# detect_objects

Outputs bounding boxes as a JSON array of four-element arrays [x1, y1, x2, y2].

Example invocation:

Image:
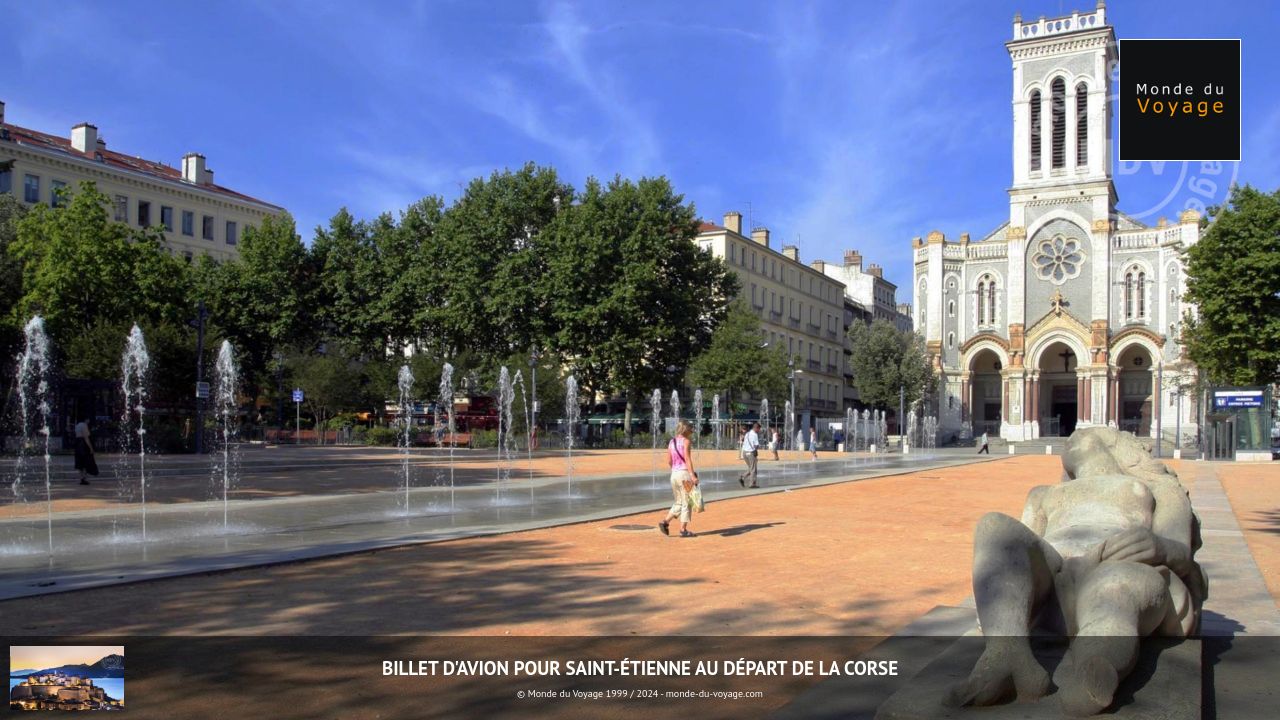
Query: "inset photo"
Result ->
[[9, 646, 124, 711]]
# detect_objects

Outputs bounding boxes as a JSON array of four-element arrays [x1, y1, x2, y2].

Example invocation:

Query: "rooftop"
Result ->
[[0, 116, 281, 210]]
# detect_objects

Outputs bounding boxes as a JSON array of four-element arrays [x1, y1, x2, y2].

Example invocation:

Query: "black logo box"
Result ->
[[1119, 39, 1241, 162]]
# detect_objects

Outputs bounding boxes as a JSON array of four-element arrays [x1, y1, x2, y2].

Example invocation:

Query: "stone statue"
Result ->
[[951, 427, 1207, 716]]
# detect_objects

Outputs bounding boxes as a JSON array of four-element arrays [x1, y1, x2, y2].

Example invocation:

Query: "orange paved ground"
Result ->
[[1216, 462, 1280, 609]]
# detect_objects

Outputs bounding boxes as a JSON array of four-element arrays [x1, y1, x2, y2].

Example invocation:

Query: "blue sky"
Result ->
[[2, 0, 1277, 293]]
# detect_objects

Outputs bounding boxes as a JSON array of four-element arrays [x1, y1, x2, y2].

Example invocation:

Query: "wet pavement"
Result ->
[[0, 449, 1002, 600]]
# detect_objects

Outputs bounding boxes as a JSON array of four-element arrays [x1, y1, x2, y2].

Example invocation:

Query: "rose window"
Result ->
[[1032, 235, 1084, 284]]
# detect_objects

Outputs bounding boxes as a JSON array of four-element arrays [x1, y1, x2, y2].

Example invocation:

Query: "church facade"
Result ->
[[912, 3, 1199, 443]]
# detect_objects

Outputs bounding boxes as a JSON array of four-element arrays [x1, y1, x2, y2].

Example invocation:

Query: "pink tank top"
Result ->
[[668, 437, 689, 470]]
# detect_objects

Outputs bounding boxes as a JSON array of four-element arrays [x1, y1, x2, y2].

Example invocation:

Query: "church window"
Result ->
[[1029, 91, 1042, 171], [977, 281, 986, 323], [1075, 83, 1088, 166], [1051, 78, 1066, 169], [988, 282, 996, 324], [1124, 271, 1134, 320], [948, 300, 955, 318], [1137, 272, 1146, 317], [948, 332, 955, 348], [1032, 234, 1085, 284]]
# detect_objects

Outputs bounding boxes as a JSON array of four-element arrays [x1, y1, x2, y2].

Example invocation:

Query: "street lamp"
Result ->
[[787, 357, 802, 451]]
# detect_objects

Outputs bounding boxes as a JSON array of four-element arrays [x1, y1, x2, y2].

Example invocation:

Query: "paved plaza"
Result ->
[[1, 454, 1276, 718]]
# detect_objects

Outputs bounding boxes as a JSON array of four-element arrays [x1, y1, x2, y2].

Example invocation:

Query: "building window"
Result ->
[[23, 174, 39, 203], [1075, 82, 1088, 166], [161, 206, 174, 231], [181, 210, 194, 236], [0, 164, 10, 194], [730, 244, 736, 263], [987, 282, 996, 324], [1124, 271, 1134, 319], [225, 221, 237, 245], [183, 250, 193, 262], [114, 195, 128, 222], [138, 200, 151, 227], [948, 300, 955, 318], [948, 332, 955, 348], [1137, 272, 1146, 317], [1051, 78, 1066, 169], [202, 215, 214, 240], [1029, 91, 1042, 171], [50, 180, 67, 207]]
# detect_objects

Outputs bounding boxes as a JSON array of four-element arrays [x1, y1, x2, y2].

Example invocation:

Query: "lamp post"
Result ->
[[189, 300, 209, 454], [900, 385, 906, 453], [1154, 361, 1164, 457], [787, 358, 799, 451]]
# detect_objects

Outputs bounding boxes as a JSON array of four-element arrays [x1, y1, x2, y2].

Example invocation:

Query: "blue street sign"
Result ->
[[292, 388, 304, 403], [1214, 390, 1263, 408]]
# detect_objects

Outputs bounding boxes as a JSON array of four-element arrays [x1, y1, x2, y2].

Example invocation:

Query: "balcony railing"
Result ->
[[807, 360, 821, 371]]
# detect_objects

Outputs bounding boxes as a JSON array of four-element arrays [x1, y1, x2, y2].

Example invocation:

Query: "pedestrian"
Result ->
[[738, 421, 761, 488], [810, 426, 818, 461], [769, 428, 780, 461], [978, 431, 990, 454], [73, 418, 98, 485], [658, 420, 699, 538]]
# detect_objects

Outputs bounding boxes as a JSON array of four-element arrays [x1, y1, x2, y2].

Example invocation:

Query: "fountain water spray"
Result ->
[[783, 400, 794, 474], [649, 388, 662, 489], [760, 398, 769, 443], [496, 366, 516, 503], [693, 389, 703, 449], [121, 325, 151, 542], [668, 390, 680, 435], [711, 393, 722, 484], [15, 317, 53, 555], [213, 341, 241, 531], [439, 363, 455, 509], [565, 376, 580, 496], [397, 364, 415, 512]]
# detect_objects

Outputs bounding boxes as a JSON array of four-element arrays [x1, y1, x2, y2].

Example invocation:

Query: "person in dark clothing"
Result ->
[[73, 419, 99, 485]]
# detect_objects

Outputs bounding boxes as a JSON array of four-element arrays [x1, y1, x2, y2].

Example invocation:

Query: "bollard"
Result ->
[[1173, 448, 1182, 460], [1045, 445, 1052, 455], [1008, 445, 1016, 454], [870, 443, 877, 454]]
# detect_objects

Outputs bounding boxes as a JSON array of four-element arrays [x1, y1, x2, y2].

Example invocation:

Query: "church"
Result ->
[[912, 2, 1198, 443]]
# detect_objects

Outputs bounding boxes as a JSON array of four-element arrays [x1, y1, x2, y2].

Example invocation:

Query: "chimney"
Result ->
[[843, 250, 863, 270], [723, 211, 742, 235], [811, 259, 826, 273], [96, 137, 106, 153], [70, 123, 97, 153], [782, 244, 799, 262], [182, 152, 210, 185], [867, 264, 883, 278], [0, 100, 5, 124], [751, 227, 770, 247]]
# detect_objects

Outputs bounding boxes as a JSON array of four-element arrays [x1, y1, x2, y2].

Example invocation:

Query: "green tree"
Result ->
[[688, 300, 789, 417], [0, 193, 26, 364], [847, 319, 934, 410], [287, 350, 381, 438], [545, 175, 738, 429], [430, 163, 572, 361], [195, 212, 313, 398], [1183, 184, 1280, 385], [9, 182, 190, 341]]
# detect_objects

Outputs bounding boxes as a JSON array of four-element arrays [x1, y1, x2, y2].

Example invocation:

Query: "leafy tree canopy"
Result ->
[[847, 319, 934, 410], [1183, 184, 1280, 386]]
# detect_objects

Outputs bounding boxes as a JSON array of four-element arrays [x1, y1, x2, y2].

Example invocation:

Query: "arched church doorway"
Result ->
[[1115, 345, 1154, 436], [1037, 341, 1078, 437], [969, 349, 1003, 437]]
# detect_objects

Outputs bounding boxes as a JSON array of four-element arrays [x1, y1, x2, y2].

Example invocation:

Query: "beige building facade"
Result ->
[[0, 100, 282, 262], [696, 212, 847, 424]]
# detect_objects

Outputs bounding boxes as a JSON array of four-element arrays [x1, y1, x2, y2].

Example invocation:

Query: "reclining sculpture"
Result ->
[[950, 427, 1207, 716]]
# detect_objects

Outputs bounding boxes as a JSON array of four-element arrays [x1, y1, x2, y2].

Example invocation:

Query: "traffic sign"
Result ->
[[292, 388, 304, 403], [195, 381, 210, 399]]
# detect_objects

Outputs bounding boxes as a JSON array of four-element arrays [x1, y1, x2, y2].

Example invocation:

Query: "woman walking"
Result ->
[[73, 418, 98, 485], [658, 420, 699, 538]]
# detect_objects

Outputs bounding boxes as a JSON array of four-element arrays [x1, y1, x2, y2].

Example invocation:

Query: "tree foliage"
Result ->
[[1183, 184, 1280, 386], [847, 319, 934, 410], [687, 300, 788, 410], [545, 175, 738, 401]]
